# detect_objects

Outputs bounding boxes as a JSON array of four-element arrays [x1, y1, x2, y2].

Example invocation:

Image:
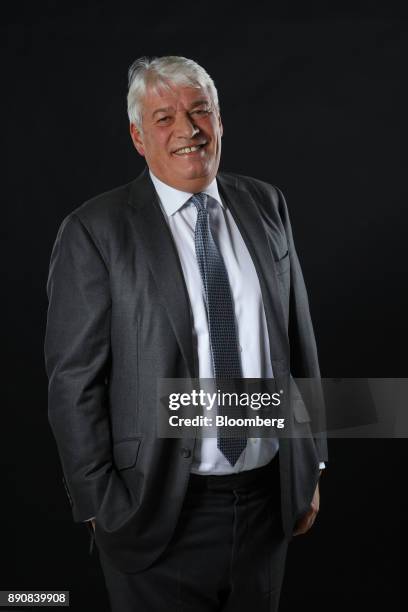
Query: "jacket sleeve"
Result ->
[[44, 212, 113, 521], [275, 187, 328, 463]]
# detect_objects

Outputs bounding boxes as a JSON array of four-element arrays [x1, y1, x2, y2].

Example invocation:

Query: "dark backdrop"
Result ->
[[4, 2, 408, 611]]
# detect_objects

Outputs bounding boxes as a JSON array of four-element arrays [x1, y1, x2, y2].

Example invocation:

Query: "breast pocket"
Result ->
[[275, 250, 291, 328]]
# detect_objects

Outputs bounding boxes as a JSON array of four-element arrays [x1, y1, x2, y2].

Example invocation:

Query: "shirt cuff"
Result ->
[[319, 462, 326, 470]]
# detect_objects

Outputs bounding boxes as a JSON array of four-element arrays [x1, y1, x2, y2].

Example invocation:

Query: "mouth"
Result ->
[[172, 142, 208, 157]]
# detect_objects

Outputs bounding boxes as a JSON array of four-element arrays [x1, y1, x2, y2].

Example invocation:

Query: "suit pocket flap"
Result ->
[[113, 438, 141, 470], [275, 250, 290, 275], [293, 399, 311, 423]]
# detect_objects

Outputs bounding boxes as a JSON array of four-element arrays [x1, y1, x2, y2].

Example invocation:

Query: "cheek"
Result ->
[[145, 132, 168, 158], [208, 124, 222, 148]]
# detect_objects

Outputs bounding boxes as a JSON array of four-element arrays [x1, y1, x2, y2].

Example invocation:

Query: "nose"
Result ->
[[173, 111, 199, 139]]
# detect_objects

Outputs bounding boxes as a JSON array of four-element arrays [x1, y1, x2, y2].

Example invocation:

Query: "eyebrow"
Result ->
[[151, 99, 211, 118]]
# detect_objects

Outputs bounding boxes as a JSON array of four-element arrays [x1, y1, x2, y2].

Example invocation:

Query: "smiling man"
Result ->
[[45, 55, 327, 612]]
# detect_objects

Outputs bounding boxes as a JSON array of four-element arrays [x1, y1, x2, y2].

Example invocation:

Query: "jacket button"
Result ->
[[180, 447, 191, 458]]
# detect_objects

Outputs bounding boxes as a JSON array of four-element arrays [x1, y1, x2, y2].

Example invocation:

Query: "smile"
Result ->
[[172, 143, 207, 156]]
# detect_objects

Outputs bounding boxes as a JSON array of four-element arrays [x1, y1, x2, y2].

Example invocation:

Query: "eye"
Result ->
[[192, 108, 211, 116], [157, 116, 171, 124]]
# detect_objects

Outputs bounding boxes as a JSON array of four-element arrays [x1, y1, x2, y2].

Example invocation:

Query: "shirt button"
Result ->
[[180, 447, 191, 458]]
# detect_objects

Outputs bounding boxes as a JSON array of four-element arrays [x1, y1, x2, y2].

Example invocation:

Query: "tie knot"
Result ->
[[190, 192, 208, 212]]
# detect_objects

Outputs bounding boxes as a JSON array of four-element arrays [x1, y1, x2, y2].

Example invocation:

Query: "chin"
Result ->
[[182, 164, 214, 180], [184, 171, 210, 181]]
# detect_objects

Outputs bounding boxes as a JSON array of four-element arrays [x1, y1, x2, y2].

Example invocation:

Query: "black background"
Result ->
[[4, 1, 408, 610]]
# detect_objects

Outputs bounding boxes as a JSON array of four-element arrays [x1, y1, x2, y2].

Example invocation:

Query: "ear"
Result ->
[[130, 123, 145, 157], [218, 114, 223, 137]]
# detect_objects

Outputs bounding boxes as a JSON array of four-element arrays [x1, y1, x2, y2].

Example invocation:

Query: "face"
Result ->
[[130, 82, 223, 193]]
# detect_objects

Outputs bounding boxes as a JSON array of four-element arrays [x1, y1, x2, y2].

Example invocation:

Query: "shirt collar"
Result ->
[[149, 169, 225, 216]]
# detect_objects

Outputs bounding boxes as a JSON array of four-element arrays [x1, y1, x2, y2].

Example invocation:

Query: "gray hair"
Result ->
[[127, 55, 220, 132]]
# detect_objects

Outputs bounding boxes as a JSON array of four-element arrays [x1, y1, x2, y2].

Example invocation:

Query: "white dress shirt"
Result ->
[[150, 170, 326, 475]]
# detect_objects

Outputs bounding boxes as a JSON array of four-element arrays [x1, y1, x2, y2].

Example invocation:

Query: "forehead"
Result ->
[[143, 82, 212, 114]]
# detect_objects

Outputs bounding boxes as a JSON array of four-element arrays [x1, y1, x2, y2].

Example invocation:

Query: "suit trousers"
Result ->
[[96, 455, 288, 612]]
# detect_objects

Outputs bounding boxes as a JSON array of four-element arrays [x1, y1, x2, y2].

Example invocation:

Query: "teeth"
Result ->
[[174, 145, 202, 155]]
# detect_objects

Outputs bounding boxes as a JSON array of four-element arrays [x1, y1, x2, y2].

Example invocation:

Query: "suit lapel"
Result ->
[[217, 172, 290, 372], [127, 167, 197, 378]]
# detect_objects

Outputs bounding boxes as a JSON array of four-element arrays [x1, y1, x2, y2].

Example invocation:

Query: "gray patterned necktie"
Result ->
[[191, 192, 247, 466]]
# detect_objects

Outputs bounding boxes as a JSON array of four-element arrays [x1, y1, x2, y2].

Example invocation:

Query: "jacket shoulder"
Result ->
[[50, 180, 135, 266], [71, 181, 133, 225], [218, 170, 282, 208]]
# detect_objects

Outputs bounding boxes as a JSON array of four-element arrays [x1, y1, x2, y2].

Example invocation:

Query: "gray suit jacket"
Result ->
[[44, 167, 328, 573]]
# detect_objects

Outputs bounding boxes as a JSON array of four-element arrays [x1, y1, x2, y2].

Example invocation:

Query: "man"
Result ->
[[45, 55, 327, 611]]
